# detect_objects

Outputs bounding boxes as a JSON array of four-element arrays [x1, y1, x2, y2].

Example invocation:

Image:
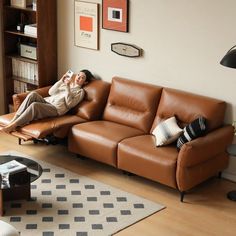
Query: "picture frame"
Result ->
[[102, 0, 129, 32], [74, 1, 99, 50]]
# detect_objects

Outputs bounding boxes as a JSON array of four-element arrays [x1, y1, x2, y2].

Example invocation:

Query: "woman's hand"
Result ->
[[61, 74, 71, 85]]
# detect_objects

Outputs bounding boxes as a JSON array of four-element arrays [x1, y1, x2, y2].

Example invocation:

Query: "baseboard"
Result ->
[[222, 172, 236, 182]]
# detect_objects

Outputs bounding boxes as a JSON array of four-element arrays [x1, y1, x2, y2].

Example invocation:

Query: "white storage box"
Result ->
[[24, 23, 37, 37], [20, 44, 37, 60]]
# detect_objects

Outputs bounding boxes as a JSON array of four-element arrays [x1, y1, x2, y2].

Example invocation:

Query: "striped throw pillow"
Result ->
[[152, 116, 183, 146], [177, 116, 207, 150]]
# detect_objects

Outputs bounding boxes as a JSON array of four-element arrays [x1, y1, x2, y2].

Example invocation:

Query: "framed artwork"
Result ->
[[102, 0, 129, 32], [74, 1, 99, 50]]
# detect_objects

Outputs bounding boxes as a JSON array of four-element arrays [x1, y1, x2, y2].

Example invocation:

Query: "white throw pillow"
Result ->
[[152, 116, 183, 146]]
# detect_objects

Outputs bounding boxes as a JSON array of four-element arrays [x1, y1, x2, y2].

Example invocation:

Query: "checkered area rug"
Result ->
[[1, 151, 165, 236]]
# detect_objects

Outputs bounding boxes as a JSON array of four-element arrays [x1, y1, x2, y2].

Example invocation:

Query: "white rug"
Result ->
[[0, 151, 165, 236]]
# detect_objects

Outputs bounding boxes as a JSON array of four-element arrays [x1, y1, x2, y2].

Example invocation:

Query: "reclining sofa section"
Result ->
[[0, 79, 111, 143], [69, 77, 234, 201]]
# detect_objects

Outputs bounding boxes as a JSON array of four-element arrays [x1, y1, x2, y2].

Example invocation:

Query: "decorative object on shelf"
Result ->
[[32, 0, 36, 11], [102, 0, 129, 32], [74, 0, 99, 50], [10, 0, 32, 8], [111, 42, 142, 57], [16, 13, 26, 32], [220, 45, 236, 201]]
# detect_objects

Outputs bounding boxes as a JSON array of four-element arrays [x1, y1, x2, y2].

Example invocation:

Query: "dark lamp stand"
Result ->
[[226, 144, 236, 201], [221, 47, 236, 201]]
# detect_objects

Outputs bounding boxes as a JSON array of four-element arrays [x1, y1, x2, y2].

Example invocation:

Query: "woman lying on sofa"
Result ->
[[1, 69, 94, 133]]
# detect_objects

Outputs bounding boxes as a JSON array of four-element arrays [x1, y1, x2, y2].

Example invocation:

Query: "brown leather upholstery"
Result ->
[[103, 77, 163, 133], [0, 113, 15, 126], [151, 88, 226, 132], [68, 77, 163, 167], [176, 125, 234, 191], [1, 75, 234, 198], [0, 110, 85, 139], [71, 79, 111, 120], [69, 77, 234, 195], [117, 87, 234, 192], [69, 121, 143, 166], [20, 115, 86, 139], [118, 135, 178, 188]]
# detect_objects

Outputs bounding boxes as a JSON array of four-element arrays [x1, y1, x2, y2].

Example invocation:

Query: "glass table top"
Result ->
[[0, 155, 43, 190]]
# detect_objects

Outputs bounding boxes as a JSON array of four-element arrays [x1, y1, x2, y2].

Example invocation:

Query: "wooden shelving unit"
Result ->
[[0, 0, 57, 113]]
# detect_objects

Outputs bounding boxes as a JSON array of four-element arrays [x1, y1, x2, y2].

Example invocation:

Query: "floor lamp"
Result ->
[[220, 45, 236, 201]]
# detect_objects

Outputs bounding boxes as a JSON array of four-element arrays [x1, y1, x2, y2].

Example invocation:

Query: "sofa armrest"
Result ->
[[177, 125, 234, 168], [13, 86, 51, 111]]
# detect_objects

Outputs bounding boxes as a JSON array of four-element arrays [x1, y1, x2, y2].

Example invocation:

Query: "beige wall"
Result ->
[[58, 0, 236, 124]]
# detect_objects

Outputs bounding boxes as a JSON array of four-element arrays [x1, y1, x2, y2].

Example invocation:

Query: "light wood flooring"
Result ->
[[0, 132, 236, 236]]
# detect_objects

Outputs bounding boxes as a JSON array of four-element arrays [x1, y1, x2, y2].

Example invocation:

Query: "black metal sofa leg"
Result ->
[[180, 191, 186, 202]]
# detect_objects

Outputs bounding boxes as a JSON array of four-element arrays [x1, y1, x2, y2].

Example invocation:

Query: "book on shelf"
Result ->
[[12, 58, 38, 82], [0, 160, 27, 175], [14, 80, 36, 94]]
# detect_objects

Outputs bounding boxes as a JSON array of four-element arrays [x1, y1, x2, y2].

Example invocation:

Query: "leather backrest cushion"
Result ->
[[71, 79, 111, 120], [151, 88, 226, 132], [103, 77, 163, 132]]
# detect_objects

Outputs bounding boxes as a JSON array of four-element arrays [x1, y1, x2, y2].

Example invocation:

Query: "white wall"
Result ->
[[58, 0, 236, 124]]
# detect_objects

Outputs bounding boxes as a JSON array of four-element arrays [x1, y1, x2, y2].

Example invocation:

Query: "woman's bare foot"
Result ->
[[0, 123, 17, 133]]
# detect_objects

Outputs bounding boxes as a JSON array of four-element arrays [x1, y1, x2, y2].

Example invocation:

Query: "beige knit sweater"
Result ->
[[44, 79, 85, 115]]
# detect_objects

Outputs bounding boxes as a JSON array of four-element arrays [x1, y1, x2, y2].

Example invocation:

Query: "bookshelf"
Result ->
[[0, 0, 57, 113]]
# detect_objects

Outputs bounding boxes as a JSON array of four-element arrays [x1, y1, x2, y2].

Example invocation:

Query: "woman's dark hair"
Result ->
[[80, 69, 94, 83]]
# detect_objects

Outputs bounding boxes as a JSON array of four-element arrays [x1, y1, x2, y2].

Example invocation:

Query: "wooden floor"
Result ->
[[0, 132, 236, 236]]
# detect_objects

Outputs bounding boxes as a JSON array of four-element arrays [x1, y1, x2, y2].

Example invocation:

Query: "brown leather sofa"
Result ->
[[0, 76, 234, 201], [68, 77, 234, 201], [0, 79, 110, 144]]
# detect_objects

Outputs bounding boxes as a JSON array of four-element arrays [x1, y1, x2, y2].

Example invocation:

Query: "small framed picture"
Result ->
[[74, 1, 99, 50], [102, 0, 129, 32], [10, 0, 32, 8]]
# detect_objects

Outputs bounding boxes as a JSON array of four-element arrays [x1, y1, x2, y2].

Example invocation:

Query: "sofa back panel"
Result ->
[[151, 88, 226, 132], [103, 77, 163, 132], [71, 79, 111, 120]]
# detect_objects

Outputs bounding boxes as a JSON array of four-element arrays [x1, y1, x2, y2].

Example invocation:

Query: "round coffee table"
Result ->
[[0, 155, 43, 216]]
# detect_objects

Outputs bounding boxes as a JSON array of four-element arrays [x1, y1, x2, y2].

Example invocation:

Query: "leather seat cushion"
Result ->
[[20, 115, 86, 139], [0, 113, 86, 139], [69, 120, 144, 167], [0, 113, 15, 126], [118, 135, 178, 188]]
